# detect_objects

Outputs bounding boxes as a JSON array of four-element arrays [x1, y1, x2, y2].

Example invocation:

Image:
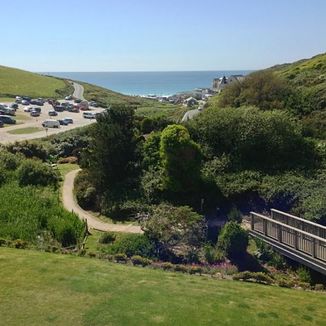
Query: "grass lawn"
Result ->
[[7, 127, 43, 135], [15, 113, 32, 121], [0, 65, 73, 99], [57, 163, 78, 178], [0, 247, 325, 326]]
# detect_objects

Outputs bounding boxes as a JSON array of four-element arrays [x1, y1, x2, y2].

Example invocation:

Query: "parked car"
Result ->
[[10, 103, 19, 110], [30, 99, 44, 106], [24, 106, 34, 112], [89, 101, 98, 107], [0, 105, 15, 116], [42, 119, 60, 128], [21, 99, 30, 105], [30, 110, 40, 117], [63, 117, 73, 124], [57, 119, 69, 126], [54, 105, 65, 112], [0, 115, 16, 124], [83, 111, 96, 119], [74, 99, 82, 103], [48, 110, 58, 116], [65, 95, 73, 100]]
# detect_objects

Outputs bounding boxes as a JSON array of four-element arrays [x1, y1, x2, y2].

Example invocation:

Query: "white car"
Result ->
[[83, 111, 96, 119], [63, 117, 73, 124], [24, 106, 34, 112], [42, 119, 60, 128]]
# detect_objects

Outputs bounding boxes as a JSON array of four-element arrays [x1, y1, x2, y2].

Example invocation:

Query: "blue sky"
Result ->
[[2, 0, 326, 71]]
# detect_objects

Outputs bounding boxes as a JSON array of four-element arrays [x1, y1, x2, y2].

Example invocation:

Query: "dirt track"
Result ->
[[62, 169, 142, 234]]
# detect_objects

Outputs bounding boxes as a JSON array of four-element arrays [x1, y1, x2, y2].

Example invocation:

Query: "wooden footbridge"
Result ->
[[250, 209, 326, 275]]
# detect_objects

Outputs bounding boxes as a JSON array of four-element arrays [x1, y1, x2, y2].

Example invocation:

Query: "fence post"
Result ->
[[278, 224, 282, 243], [312, 238, 316, 258], [294, 231, 298, 250], [263, 219, 267, 236], [251, 213, 254, 230]]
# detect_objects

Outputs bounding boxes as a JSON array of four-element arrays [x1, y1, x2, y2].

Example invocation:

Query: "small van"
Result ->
[[83, 111, 96, 119], [42, 119, 60, 128]]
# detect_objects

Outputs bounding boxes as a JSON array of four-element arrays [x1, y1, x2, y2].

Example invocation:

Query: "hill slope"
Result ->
[[0, 65, 73, 99], [270, 53, 326, 112], [1, 247, 326, 326]]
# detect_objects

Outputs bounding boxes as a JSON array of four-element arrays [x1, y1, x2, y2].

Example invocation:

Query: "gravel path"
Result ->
[[62, 169, 143, 234]]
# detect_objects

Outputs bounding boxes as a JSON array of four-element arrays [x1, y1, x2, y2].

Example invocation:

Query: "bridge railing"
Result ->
[[250, 212, 326, 263], [271, 209, 326, 239]]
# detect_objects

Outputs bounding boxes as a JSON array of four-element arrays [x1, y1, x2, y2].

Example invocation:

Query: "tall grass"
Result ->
[[0, 182, 85, 246]]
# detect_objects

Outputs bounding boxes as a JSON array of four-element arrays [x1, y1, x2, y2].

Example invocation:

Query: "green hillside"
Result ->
[[270, 53, 326, 112], [0, 65, 73, 99], [1, 247, 326, 326]]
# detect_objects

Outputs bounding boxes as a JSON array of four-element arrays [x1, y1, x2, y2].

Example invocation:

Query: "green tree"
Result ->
[[88, 105, 139, 194], [218, 221, 248, 259], [140, 204, 206, 262], [159, 125, 202, 192]]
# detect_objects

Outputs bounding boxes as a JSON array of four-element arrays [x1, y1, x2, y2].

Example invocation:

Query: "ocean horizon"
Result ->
[[45, 71, 252, 96]]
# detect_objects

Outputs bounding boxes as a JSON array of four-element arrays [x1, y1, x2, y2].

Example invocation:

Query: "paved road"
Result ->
[[62, 169, 143, 234], [72, 82, 85, 100]]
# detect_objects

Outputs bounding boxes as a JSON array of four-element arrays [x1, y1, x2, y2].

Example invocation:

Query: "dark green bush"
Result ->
[[105, 234, 155, 258], [74, 170, 97, 210], [131, 255, 152, 266], [233, 271, 273, 285], [13, 239, 28, 249], [99, 232, 116, 244], [17, 160, 58, 187], [297, 266, 312, 284], [114, 253, 128, 263], [160, 262, 174, 270], [218, 222, 248, 258], [6, 141, 51, 161]]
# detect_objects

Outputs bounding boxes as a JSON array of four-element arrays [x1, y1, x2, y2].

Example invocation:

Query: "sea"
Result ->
[[46, 71, 251, 96]]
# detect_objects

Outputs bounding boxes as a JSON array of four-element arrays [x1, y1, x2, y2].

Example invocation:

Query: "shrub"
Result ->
[[0, 150, 23, 170], [6, 141, 51, 161], [314, 284, 324, 291], [160, 262, 174, 270], [227, 206, 242, 223], [99, 232, 116, 244], [17, 160, 58, 187], [105, 234, 155, 258], [203, 244, 225, 264], [277, 279, 295, 288], [74, 170, 97, 210], [189, 265, 203, 275], [233, 271, 273, 285], [114, 253, 128, 263], [218, 222, 248, 259], [297, 266, 312, 284], [0, 238, 7, 246], [174, 264, 189, 273], [131, 255, 152, 267], [13, 239, 28, 249]]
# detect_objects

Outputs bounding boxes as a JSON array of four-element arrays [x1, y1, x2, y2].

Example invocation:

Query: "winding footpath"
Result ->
[[62, 169, 142, 234]]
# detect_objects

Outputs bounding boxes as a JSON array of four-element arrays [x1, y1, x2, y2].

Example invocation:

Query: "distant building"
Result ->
[[183, 97, 198, 107], [212, 75, 244, 93]]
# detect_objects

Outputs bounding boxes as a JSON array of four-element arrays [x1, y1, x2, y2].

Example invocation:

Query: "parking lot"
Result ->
[[0, 100, 105, 144]]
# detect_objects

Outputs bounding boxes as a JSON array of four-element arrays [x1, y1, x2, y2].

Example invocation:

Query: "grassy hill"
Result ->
[[0, 65, 73, 100], [270, 53, 326, 112], [1, 247, 326, 326]]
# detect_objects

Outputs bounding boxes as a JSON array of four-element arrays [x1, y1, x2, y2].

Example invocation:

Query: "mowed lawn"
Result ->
[[0, 65, 71, 98], [1, 248, 326, 326]]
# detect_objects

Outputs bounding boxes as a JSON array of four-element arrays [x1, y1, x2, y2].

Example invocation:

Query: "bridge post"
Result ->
[[312, 238, 316, 258], [277, 224, 282, 243], [263, 219, 267, 236], [294, 231, 298, 250], [250, 213, 254, 230]]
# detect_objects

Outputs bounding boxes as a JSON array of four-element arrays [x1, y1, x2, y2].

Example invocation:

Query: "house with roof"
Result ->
[[212, 74, 244, 93]]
